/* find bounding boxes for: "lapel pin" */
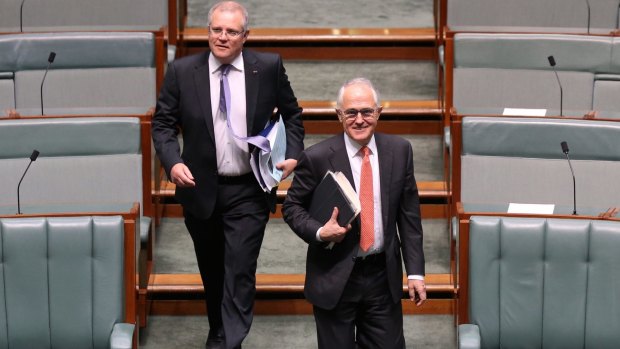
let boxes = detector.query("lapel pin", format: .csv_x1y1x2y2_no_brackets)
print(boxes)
252,70,258,74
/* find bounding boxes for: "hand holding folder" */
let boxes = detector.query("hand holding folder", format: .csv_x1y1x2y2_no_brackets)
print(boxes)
309,171,361,248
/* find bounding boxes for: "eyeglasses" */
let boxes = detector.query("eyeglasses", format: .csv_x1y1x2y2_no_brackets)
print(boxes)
209,26,245,38
338,108,379,121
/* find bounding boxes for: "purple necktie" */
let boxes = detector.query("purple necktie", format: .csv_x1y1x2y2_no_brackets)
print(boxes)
219,64,271,152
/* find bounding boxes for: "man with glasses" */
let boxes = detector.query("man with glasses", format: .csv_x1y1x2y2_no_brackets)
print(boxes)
152,1,304,348
282,78,426,349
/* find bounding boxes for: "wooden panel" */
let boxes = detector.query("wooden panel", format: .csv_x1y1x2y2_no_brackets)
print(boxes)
182,27,436,43
157,194,449,219
302,120,442,135
180,45,434,61
300,100,441,119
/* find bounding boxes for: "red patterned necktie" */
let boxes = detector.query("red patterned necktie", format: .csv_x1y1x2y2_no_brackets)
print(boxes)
359,146,374,251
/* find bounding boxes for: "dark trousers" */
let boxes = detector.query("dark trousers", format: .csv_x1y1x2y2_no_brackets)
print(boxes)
184,176,269,349
313,255,406,349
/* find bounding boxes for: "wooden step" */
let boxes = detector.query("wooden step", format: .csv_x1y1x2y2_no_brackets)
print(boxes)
154,180,449,201
153,181,449,221
179,27,437,60
149,273,454,295
148,273,456,315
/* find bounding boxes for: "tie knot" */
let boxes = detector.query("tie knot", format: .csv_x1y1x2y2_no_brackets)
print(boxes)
220,64,232,76
361,146,370,157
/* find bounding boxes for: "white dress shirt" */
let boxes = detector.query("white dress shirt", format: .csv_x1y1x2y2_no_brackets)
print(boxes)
208,53,251,176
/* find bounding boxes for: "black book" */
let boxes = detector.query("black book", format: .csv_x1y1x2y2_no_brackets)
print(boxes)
309,171,361,227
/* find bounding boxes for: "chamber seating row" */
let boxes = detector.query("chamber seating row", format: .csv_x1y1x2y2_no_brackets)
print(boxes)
0,212,138,349
0,0,178,60
442,0,620,35
452,115,620,213
446,33,620,120
0,31,164,117
457,214,620,349
0,115,154,328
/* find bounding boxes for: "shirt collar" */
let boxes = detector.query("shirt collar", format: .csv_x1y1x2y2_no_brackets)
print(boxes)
209,52,244,75
343,133,377,160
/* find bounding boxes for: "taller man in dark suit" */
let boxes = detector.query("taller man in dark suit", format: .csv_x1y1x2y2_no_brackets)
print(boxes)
152,2,304,348
282,78,426,349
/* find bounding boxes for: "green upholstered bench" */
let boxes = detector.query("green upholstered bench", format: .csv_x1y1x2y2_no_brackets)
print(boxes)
0,0,176,61
448,33,620,119
0,116,154,328
453,116,620,210
458,215,620,348
446,0,620,34
0,32,158,117
0,214,137,349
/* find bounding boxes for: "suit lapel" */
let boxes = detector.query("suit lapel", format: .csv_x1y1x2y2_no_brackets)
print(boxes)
376,134,393,231
244,49,260,136
193,53,216,144
327,135,355,188
327,135,360,235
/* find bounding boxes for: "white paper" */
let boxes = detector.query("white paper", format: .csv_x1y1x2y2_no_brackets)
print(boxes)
250,115,286,193
503,108,547,116
507,203,555,214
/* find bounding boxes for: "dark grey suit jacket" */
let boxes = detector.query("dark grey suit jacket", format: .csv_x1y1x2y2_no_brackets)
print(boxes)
152,49,304,218
282,133,425,310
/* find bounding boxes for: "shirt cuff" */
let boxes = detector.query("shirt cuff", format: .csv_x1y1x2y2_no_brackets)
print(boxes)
316,227,323,242
407,275,424,281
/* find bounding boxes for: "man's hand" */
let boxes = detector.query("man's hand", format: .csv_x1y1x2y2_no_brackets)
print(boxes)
319,207,351,243
170,163,195,187
276,159,298,179
408,279,427,307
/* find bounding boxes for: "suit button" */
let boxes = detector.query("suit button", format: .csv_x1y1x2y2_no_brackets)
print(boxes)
351,257,356,261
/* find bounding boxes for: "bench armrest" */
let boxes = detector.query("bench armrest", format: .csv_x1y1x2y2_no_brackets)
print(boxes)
458,324,481,349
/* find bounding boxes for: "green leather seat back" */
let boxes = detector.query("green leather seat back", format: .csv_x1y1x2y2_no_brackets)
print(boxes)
447,0,620,34
468,216,620,348
0,215,125,349
593,74,620,118
0,32,155,117
0,117,143,217
453,33,613,116
0,0,167,33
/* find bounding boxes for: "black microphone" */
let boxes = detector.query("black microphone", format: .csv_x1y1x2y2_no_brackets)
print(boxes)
17,149,40,215
561,141,577,215
548,55,563,117
40,51,56,115
19,0,26,32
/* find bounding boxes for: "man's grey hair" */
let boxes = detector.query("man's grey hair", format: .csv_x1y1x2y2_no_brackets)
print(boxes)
336,78,381,109
208,1,249,32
